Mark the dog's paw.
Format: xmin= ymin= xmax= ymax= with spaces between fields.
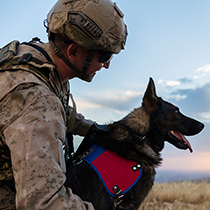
xmin=117 ymin=204 xmax=137 ymax=210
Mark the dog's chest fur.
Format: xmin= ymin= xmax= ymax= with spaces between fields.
xmin=96 ymin=106 xmax=162 ymax=166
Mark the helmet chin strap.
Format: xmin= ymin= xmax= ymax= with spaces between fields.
xmin=50 ymin=39 xmax=95 ymax=82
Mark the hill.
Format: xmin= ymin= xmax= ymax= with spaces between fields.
xmin=155 ymin=169 xmax=210 ymax=183
xmin=139 ymin=179 xmax=210 ymax=210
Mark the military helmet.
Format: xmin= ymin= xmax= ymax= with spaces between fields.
xmin=47 ymin=0 xmax=128 ymax=54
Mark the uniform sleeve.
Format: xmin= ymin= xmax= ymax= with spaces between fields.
xmin=0 ymin=83 xmax=94 ymax=210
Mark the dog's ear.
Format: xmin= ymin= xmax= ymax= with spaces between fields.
xmin=142 ymin=78 xmax=159 ymax=114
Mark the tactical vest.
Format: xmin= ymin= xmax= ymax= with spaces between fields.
xmin=0 ymin=39 xmax=76 ymax=190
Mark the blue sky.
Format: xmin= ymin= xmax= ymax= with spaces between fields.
xmin=1 ymin=0 xmax=210 ymax=172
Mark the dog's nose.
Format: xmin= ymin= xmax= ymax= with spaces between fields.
xmin=199 ymin=122 xmax=205 ymax=130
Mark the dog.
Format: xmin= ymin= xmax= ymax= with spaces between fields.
xmin=65 ymin=78 xmax=204 ymax=210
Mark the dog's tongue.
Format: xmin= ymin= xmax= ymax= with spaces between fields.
xmin=173 ymin=130 xmax=193 ymax=153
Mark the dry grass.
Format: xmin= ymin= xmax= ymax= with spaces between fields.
xmin=139 ymin=180 xmax=210 ymax=210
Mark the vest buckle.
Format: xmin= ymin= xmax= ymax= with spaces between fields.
xmin=18 ymin=53 xmax=32 ymax=63
xmin=113 ymin=185 xmax=124 ymax=205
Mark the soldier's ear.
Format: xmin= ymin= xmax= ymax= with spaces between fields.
xmin=66 ymin=43 xmax=80 ymax=61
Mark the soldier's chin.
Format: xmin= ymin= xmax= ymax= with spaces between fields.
xmin=87 ymin=73 xmax=96 ymax=82
xmin=80 ymin=74 xmax=95 ymax=82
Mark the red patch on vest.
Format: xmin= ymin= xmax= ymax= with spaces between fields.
xmin=83 ymin=145 xmax=143 ymax=197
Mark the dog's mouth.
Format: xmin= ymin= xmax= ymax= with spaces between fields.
xmin=167 ymin=129 xmax=193 ymax=153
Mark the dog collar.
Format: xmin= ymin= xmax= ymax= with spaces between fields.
xmin=82 ymin=144 xmax=143 ymax=204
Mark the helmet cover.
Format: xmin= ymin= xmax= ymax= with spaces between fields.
xmin=47 ymin=0 xmax=128 ymax=54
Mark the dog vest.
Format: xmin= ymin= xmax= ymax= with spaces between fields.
xmin=82 ymin=144 xmax=143 ymax=199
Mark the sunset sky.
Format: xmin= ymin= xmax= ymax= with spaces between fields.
xmin=1 ymin=0 xmax=210 ymax=173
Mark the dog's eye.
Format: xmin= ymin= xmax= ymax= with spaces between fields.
xmin=174 ymin=109 xmax=179 ymax=114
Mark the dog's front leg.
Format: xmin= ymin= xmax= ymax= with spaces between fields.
xmin=116 ymin=194 xmax=137 ymax=210
xmin=117 ymin=203 xmax=137 ymax=210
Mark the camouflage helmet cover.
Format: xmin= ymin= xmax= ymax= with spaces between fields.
xmin=47 ymin=0 xmax=128 ymax=54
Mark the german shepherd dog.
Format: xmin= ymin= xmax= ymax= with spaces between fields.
xmin=65 ymin=78 xmax=204 ymax=210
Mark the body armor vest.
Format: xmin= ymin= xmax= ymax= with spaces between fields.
xmin=0 ymin=39 xmax=75 ymax=190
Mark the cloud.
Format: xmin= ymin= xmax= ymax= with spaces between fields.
xmin=169 ymin=83 xmax=210 ymax=120
xmin=165 ymin=80 xmax=181 ymax=87
xmin=194 ymin=64 xmax=210 ymax=79
xmin=92 ymin=90 xmax=143 ymax=111
xmin=169 ymin=94 xmax=187 ymax=101
xmin=73 ymin=98 xmax=102 ymax=111
xmin=73 ymin=90 xmax=144 ymax=124
xmin=158 ymin=78 xmax=192 ymax=88
xmin=75 ymin=82 xmax=210 ymax=120
xmin=178 ymin=77 xmax=192 ymax=84
xmin=76 ymin=90 xmax=143 ymax=112
xmin=199 ymin=111 xmax=210 ymax=123
xmin=157 ymin=79 xmax=164 ymax=84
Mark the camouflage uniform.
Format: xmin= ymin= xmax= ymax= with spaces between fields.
xmin=0 ymin=0 xmax=127 ymax=208
xmin=0 ymin=41 xmax=94 ymax=210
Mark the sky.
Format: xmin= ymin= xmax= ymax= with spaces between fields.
xmin=1 ymin=0 xmax=210 ymax=173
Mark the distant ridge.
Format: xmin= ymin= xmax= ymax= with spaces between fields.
xmin=191 ymin=177 xmax=210 ymax=183
xmin=155 ymin=170 xmax=210 ymax=183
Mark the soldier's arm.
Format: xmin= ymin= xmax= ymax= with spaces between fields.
xmin=0 ymin=81 xmax=94 ymax=210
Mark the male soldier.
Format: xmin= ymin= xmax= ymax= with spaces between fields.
xmin=0 ymin=0 xmax=127 ymax=209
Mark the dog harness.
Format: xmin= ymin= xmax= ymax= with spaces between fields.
xmin=82 ymin=144 xmax=143 ymax=204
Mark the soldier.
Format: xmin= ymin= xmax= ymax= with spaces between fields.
xmin=0 ymin=0 xmax=127 ymax=209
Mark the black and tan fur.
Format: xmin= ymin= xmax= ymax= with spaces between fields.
xmin=65 ymin=78 xmax=204 ymax=210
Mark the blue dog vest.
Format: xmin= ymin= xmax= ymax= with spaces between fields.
xmin=83 ymin=144 xmax=143 ymax=197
